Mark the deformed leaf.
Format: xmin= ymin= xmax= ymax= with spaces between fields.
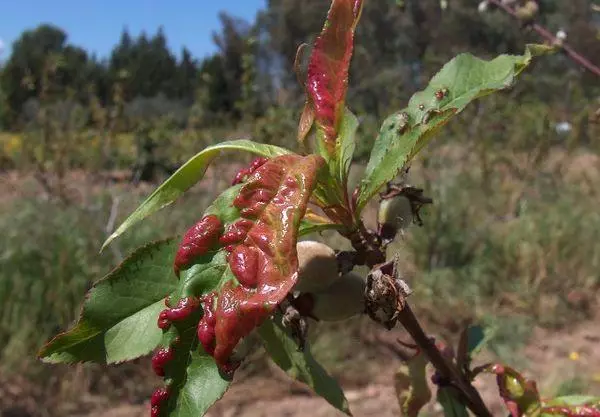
xmin=356 ymin=44 xmax=554 ymax=213
xmin=210 ymin=154 xmax=324 ymax=368
xmin=258 ymin=317 xmax=351 ymax=415
xmin=146 ymin=157 xmax=324 ymax=417
xmin=395 ymin=352 xmax=432 ymax=417
xmin=150 ymin=218 xmax=236 ymax=417
xmin=158 ymin=154 xmax=324 ymax=375
xmin=38 ymin=239 xmax=178 ymax=364
xmin=151 ymin=309 xmax=231 ymax=417
xmin=102 ymin=140 xmax=291 ymax=250
xmin=542 ymin=396 xmax=600 ymax=417
xmin=305 ymin=0 xmax=364 ymax=153
xmin=545 ymin=397 xmax=600 ymax=407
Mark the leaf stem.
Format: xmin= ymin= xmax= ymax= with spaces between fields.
xmin=487 ymin=0 xmax=600 ymax=78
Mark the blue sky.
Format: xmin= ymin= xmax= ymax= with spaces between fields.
xmin=0 ymin=0 xmax=266 ymax=60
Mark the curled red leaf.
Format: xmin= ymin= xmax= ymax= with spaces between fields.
xmin=212 ymin=154 xmax=324 ymax=369
xmin=305 ymin=0 xmax=363 ymax=152
xmin=232 ymin=157 xmax=269 ymax=185
xmin=542 ymin=406 xmax=600 ymax=417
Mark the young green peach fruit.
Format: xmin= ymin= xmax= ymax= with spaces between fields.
xmin=378 ymin=195 xmax=413 ymax=241
xmin=293 ymin=240 xmax=340 ymax=293
xmin=311 ymin=271 xmax=366 ymax=322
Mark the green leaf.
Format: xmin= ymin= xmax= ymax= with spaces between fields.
xmin=437 ymin=387 xmax=470 ymax=417
xmin=102 ymin=140 xmax=291 ymax=250
xmin=466 ymin=325 xmax=486 ymax=356
xmin=299 ymin=213 xmax=345 ymax=236
xmin=395 ymin=352 xmax=432 ymax=417
xmin=38 ymin=239 xmax=178 ymax=364
xmin=336 ymin=108 xmax=359 ymax=185
xmin=310 ymin=109 xmax=359 ymax=228
xmin=356 ymin=44 xmax=554 ymax=213
xmin=319 ymin=107 xmax=359 ymax=186
xmin=168 ymin=351 xmax=231 ymax=417
xmin=457 ymin=325 xmax=488 ymax=371
xmin=258 ymin=317 xmax=351 ymax=416
xmin=156 ymin=233 xmax=234 ymax=417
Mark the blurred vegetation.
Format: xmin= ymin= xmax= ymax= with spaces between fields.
xmin=0 ymin=0 xmax=599 ymax=413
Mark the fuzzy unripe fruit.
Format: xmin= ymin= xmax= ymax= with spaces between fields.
xmin=378 ymin=195 xmax=413 ymax=241
xmin=311 ymin=272 xmax=366 ymax=322
xmin=293 ymin=240 xmax=340 ymax=293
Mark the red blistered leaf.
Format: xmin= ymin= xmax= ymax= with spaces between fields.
xmin=174 ymin=215 xmax=223 ymax=276
xmin=542 ymin=406 xmax=600 ymax=417
xmin=305 ymin=0 xmax=363 ymax=152
xmin=211 ymin=154 xmax=324 ymax=369
xmin=232 ymin=157 xmax=269 ymax=186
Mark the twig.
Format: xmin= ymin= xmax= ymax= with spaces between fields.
xmin=487 ymin=0 xmax=600 ymax=77
xmin=354 ymin=235 xmax=492 ymax=416
xmin=396 ymin=306 xmax=493 ymax=417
